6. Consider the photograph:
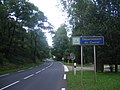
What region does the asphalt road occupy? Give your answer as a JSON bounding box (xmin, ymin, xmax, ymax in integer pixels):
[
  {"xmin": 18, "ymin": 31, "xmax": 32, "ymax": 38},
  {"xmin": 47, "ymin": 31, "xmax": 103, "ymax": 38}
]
[{"xmin": 0, "ymin": 60, "xmax": 67, "ymax": 90}]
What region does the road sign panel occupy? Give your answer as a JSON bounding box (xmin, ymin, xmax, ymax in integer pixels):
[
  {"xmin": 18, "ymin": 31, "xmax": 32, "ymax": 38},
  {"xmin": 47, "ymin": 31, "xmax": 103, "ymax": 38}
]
[
  {"xmin": 70, "ymin": 53, "xmax": 75, "ymax": 60},
  {"xmin": 72, "ymin": 37, "xmax": 80, "ymax": 45},
  {"xmin": 80, "ymin": 36, "xmax": 104, "ymax": 45}
]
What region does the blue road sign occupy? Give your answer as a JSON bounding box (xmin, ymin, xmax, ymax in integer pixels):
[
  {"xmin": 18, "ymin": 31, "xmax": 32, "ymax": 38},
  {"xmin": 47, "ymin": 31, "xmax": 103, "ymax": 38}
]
[{"xmin": 80, "ymin": 36, "xmax": 104, "ymax": 45}]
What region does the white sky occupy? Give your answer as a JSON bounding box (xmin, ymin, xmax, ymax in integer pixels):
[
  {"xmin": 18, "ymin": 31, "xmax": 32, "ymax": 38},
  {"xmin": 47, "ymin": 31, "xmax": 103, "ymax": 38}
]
[{"xmin": 29, "ymin": 0, "xmax": 67, "ymax": 46}]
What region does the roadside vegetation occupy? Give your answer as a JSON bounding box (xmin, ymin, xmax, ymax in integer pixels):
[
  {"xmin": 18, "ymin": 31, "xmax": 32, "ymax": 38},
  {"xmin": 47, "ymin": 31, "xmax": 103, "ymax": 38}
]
[
  {"xmin": 67, "ymin": 71, "xmax": 120, "ymax": 90},
  {"xmin": 0, "ymin": 60, "xmax": 43, "ymax": 75},
  {"xmin": 52, "ymin": 0, "xmax": 120, "ymax": 69},
  {"xmin": 0, "ymin": 0, "xmax": 52, "ymax": 74},
  {"xmin": 62, "ymin": 61, "xmax": 93, "ymax": 67}
]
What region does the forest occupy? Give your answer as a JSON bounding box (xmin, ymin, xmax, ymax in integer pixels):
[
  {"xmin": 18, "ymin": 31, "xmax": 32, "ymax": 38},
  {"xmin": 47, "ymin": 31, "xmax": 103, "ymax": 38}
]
[
  {"xmin": 0, "ymin": 0, "xmax": 120, "ymax": 72},
  {"xmin": 0, "ymin": 0, "xmax": 52, "ymax": 71},
  {"xmin": 52, "ymin": 0, "xmax": 120, "ymax": 71}
]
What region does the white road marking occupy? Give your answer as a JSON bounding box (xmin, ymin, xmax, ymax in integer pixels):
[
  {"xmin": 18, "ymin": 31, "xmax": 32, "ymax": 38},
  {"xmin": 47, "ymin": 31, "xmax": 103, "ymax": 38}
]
[
  {"xmin": 64, "ymin": 65, "xmax": 69, "ymax": 72},
  {"xmin": 29, "ymin": 67, "xmax": 33, "ymax": 69},
  {"xmin": 24, "ymin": 74, "xmax": 34, "ymax": 80},
  {"xmin": 59, "ymin": 62, "xmax": 69, "ymax": 72},
  {"xmin": 61, "ymin": 88, "xmax": 65, "ymax": 90},
  {"xmin": 35, "ymin": 71, "xmax": 41, "ymax": 74},
  {"xmin": 42, "ymin": 68, "xmax": 45, "ymax": 71},
  {"xmin": 63, "ymin": 74, "xmax": 66, "ymax": 80},
  {"xmin": 0, "ymin": 74, "xmax": 9, "ymax": 78},
  {"xmin": 18, "ymin": 70, "xmax": 24, "ymax": 72},
  {"xmin": 0, "ymin": 81, "xmax": 20, "ymax": 90},
  {"xmin": 0, "ymin": 62, "xmax": 54, "ymax": 90},
  {"xmin": 35, "ymin": 62, "xmax": 53, "ymax": 75},
  {"xmin": 45, "ymin": 67, "xmax": 48, "ymax": 69}
]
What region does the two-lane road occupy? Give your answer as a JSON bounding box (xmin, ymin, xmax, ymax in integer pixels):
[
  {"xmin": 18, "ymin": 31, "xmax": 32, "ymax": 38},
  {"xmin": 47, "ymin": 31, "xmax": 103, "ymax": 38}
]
[{"xmin": 0, "ymin": 60, "xmax": 67, "ymax": 90}]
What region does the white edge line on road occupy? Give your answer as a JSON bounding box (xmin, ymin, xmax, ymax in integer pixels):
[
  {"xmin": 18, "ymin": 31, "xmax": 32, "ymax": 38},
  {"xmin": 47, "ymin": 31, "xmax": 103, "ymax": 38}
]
[
  {"xmin": 64, "ymin": 74, "xmax": 66, "ymax": 80},
  {"xmin": 64, "ymin": 65, "xmax": 69, "ymax": 72},
  {"xmin": 0, "ymin": 74, "xmax": 9, "ymax": 78},
  {"xmin": 29, "ymin": 67, "xmax": 33, "ymax": 69},
  {"xmin": 18, "ymin": 70, "xmax": 24, "ymax": 72},
  {"xmin": 61, "ymin": 88, "xmax": 65, "ymax": 90},
  {"xmin": 0, "ymin": 81, "xmax": 20, "ymax": 90},
  {"xmin": 59, "ymin": 62, "xmax": 69, "ymax": 72},
  {"xmin": 24, "ymin": 74, "xmax": 34, "ymax": 80}
]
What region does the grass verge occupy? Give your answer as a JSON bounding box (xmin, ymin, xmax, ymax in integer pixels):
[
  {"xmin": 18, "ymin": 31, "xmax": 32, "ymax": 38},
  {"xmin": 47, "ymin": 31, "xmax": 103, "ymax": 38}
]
[
  {"xmin": 62, "ymin": 61, "xmax": 93, "ymax": 67},
  {"xmin": 0, "ymin": 60, "xmax": 44, "ymax": 75},
  {"xmin": 67, "ymin": 71, "xmax": 120, "ymax": 90}
]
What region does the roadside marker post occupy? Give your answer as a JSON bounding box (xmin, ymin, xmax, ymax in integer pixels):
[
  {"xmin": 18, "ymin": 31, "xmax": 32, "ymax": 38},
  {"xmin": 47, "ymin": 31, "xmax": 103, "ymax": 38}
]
[{"xmin": 74, "ymin": 62, "xmax": 77, "ymax": 76}]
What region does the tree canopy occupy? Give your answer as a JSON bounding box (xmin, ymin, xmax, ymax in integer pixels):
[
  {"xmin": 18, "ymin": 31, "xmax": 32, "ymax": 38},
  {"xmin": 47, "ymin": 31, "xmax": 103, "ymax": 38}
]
[
  {"xmin": 51, "ymin": 25, "xmax": 70, "ymax": 61},
  {"xmin": 59, "ymin": 0, "xmax": 120, "ymax": 65},
  {"xmin": 0, "ymin": 0, "xmax": 51, "ymax": 65}
]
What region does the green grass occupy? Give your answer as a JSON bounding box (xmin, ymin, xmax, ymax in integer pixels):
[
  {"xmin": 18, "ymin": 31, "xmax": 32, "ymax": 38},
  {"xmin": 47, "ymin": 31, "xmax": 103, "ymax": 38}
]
[
  {"xmin": 0, "ymin": 60, "xmax": 44, "ymax": 75},
  {"xmin": 62, "ymin": 62, "xmax": 75, "ymax": 66},
  {"xmin": 62, "ymin": 61, "xmax": 93, "ymax": 67},
  {"xmin": 67, "ymin": 71, "xmax": 120, "ymax": 90}
]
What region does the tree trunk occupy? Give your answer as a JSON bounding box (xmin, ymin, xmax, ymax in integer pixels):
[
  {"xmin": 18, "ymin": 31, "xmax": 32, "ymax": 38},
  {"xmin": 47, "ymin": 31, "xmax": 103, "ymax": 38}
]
[{"xmin": 115, "ymin": 64, "xmax": 118, "ymax": 72}]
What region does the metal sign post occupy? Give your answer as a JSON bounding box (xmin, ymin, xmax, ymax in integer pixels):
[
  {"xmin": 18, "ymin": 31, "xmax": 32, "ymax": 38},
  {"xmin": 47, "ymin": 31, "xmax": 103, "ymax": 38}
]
[
  {"xmin": 81, "ymin": 45, "xmax": 83, "ymax": 86},
  {"xmin": 94, "ymin": 45, "xmax": 97, "ymax": 83}
]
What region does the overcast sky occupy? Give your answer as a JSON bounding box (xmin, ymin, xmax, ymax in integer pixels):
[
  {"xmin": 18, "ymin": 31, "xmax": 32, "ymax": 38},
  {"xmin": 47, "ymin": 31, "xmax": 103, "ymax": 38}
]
[{"xmin": 29, "ymin": 0, "xmax": 67, "ymax": 46}]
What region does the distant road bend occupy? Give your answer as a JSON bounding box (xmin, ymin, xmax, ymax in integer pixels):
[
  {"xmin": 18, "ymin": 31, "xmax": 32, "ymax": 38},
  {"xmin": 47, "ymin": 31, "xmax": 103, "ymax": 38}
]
[{"xmin": 0, "ymin": 59, "xmax": 67, "ymax": 90}]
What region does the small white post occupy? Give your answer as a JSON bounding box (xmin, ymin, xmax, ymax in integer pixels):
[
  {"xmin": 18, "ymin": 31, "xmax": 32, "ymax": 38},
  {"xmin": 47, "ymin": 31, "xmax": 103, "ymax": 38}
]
[
  {"xmin": 74, "ymin": 63, "xmax": 76, "ymax": 75},
  {"xmin": 94, "ymin": 45, "xmax": 97, "ymax": 83},
  {"xmin": 81, "ymin": 45, "xmax": 83, "ymax": 86}
]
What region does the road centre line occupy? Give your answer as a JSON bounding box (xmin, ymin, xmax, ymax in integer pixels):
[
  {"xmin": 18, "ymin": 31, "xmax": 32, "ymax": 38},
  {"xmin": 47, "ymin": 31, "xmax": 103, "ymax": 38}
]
[
  {"xmin": 0, "ymin": 62, "xmax": 54, "ymax": 90},
  {"xmin": 24, "ymin": 74, "xmax": 34, "ymax": 80},
  {"xmin": 35, "ymin": 62, "xmax": 53, "ymax": 74},
  {"xmin": 42, "ymin": 68, "xmax": 45, "ymax": 71},
  {"xmin": 45, "ymin": 67, "xmax": 48, "ymax": 69},
  {"xmin": 0, "ymin": 81, "xmax": 20, "ymax": 90},
  {"xmin": 35, "ymin": 71, "xmax": 42, "ymax": 74}
]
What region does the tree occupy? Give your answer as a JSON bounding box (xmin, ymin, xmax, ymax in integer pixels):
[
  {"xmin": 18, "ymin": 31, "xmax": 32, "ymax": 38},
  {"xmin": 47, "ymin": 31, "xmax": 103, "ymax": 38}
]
[
  {"xmin": 59, "ymin": 0, "xmax": 120, "ymax": 72},
  {"xmin": 0, "ymin": 0, "xmax": 51, "ymax": 65},
  {"xmin": 52, "ymin": 25, "xmax": 70, "ymax": 61}
]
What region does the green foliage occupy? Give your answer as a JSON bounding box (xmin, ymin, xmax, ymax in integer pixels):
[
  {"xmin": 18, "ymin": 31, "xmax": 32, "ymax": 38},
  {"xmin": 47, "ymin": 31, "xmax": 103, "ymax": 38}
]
[
  {"xmin": 0, "ymin": 60, "xmax": 43, "ymax": 75},
  {"xmin": 60, "ymin": 0, "xmax": 120, "ymax": 64},
  {"xmin": 0, "ymin": 0, "xmax": 50, "ymax": 66},
  {"xmin": 52, "ymin": 25, "xmax": 70, "ymax": 60}
]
